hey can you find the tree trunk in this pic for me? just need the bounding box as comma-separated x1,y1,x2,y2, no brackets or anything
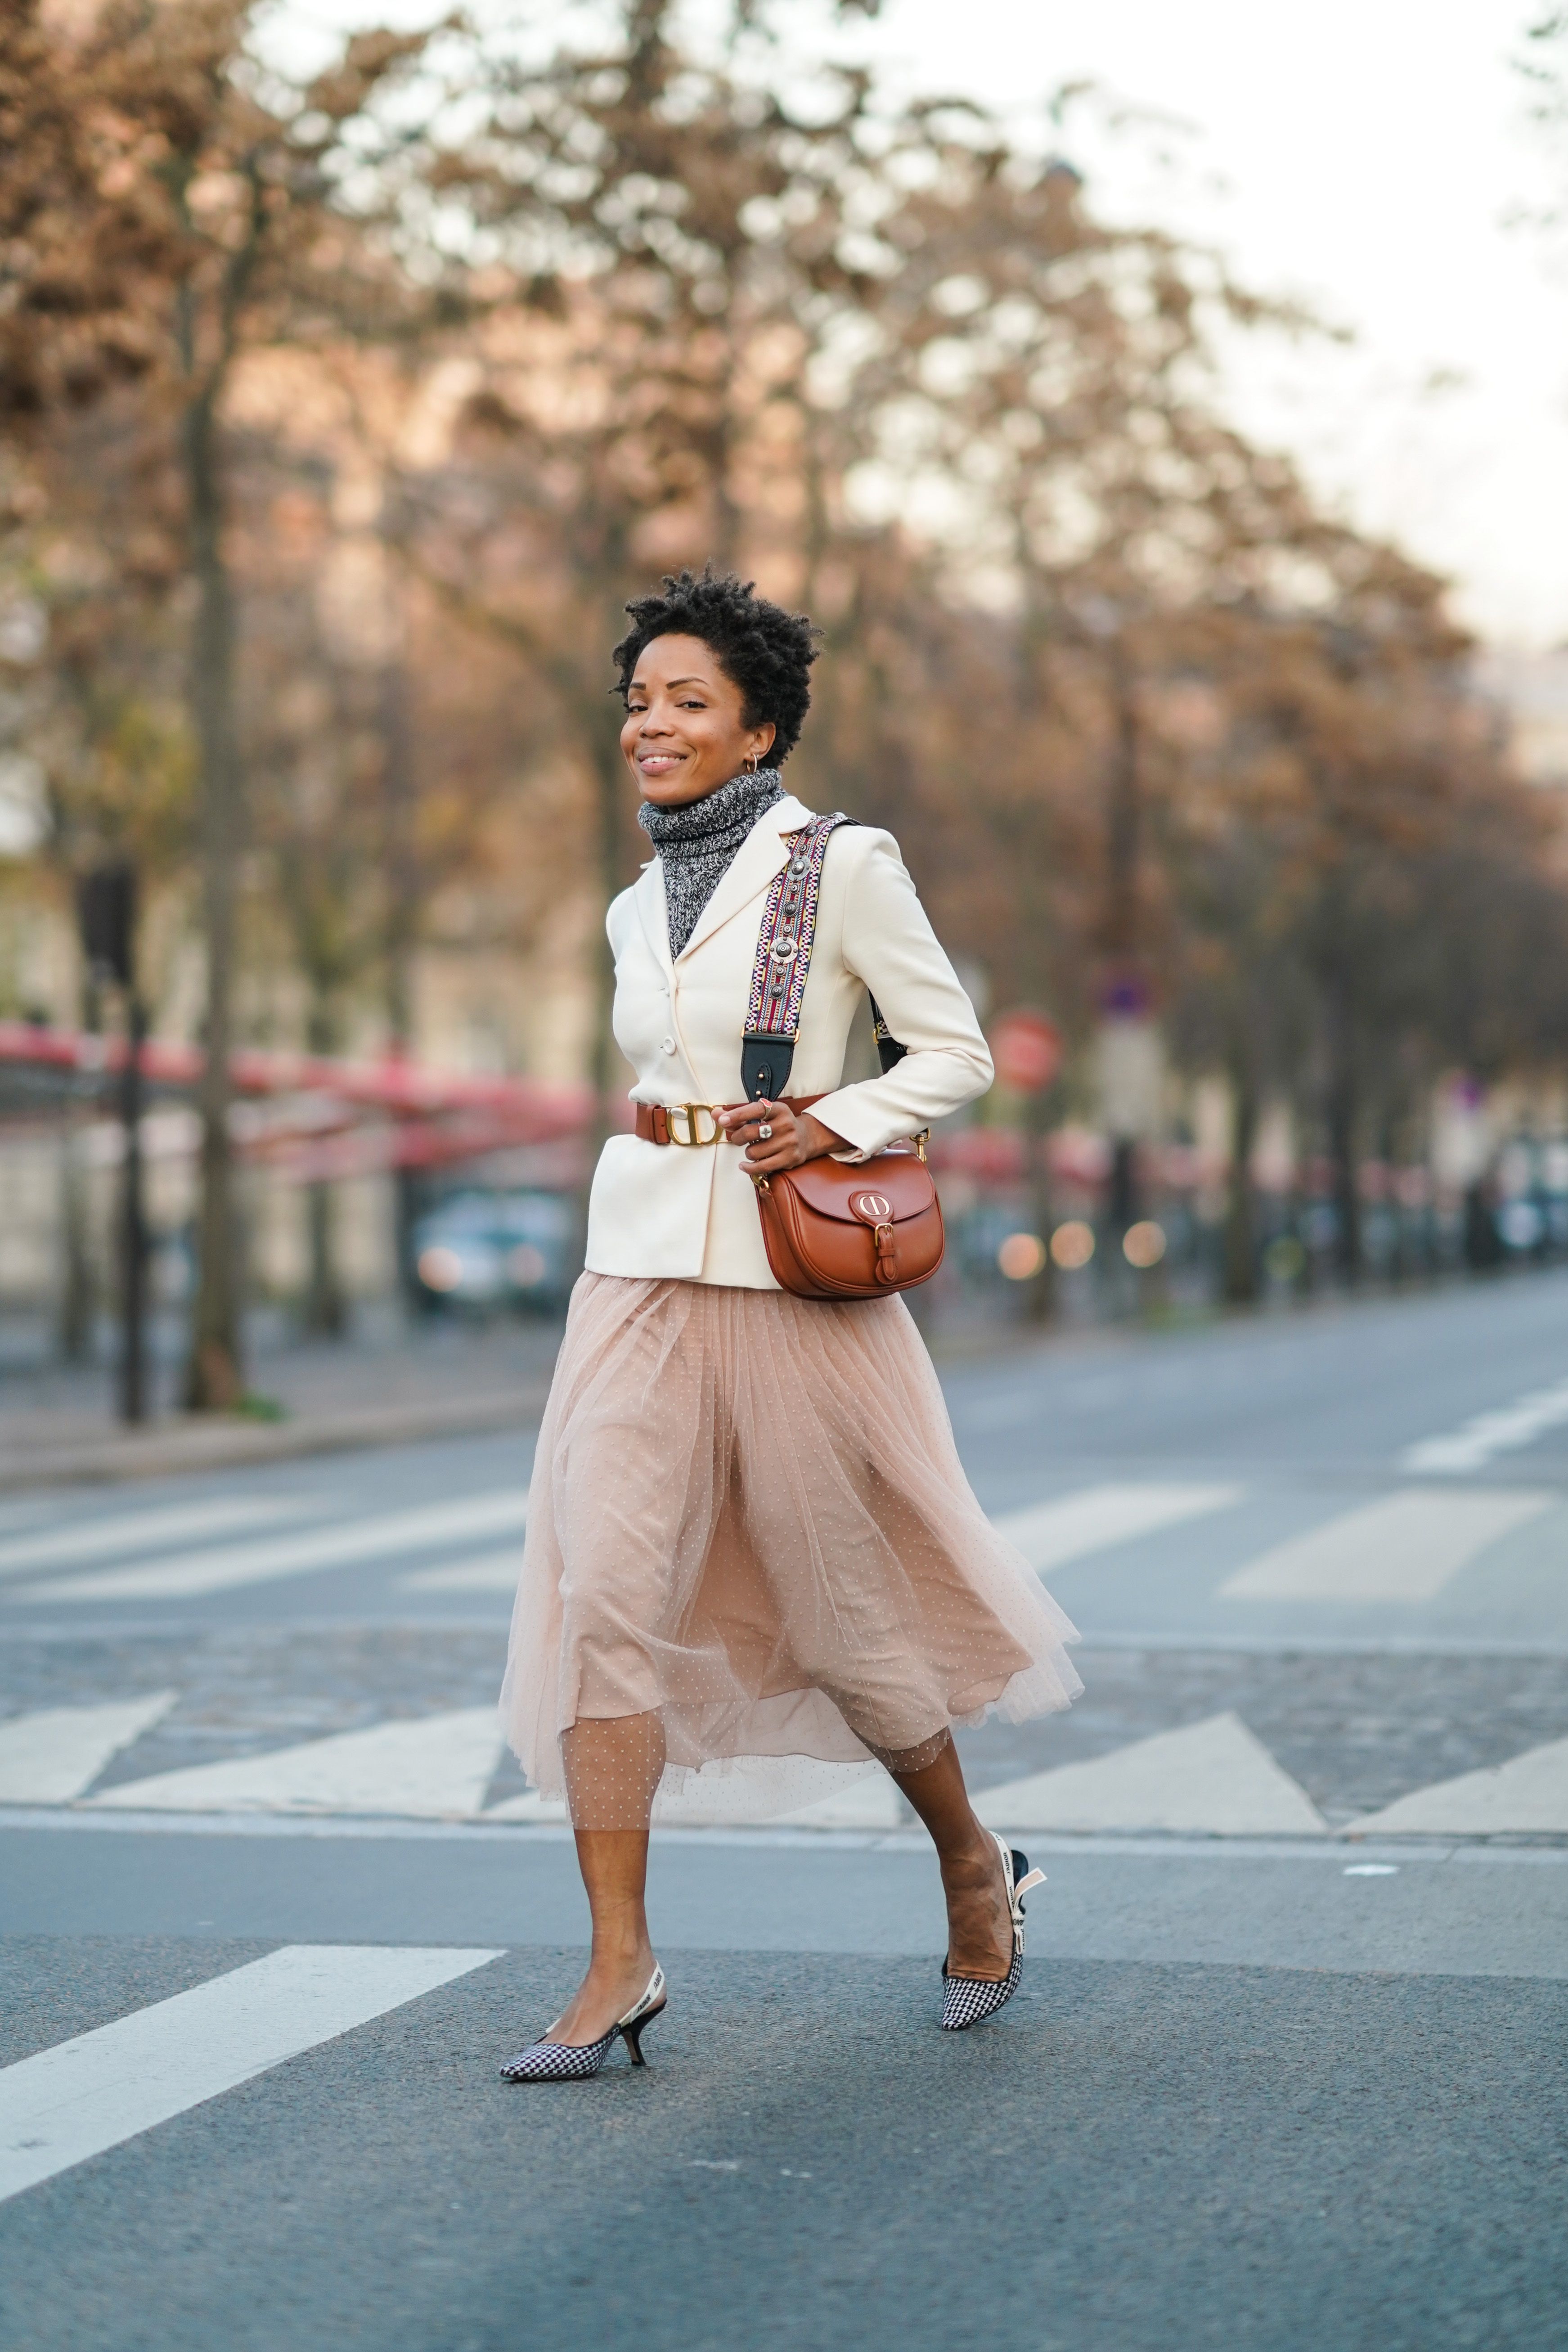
1023,1084,1058,1323
379,653,421,1313
302,996,346,1338
1222,1051,1259,1305
304,1182,345,1337
582,720,628,1238
183,380,246,1409
1380,1110,1407,1286
1324,971,1361,1286
58,976,99,1364
1102,634,1141,1251
1104,639,1140,968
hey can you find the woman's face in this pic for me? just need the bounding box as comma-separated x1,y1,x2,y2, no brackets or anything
620,632,776,806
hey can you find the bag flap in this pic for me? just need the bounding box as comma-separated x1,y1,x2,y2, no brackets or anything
782,1153,936,1223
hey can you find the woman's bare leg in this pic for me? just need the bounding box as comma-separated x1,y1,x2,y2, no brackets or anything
890,1735,1014,1979
549,1712,665,2044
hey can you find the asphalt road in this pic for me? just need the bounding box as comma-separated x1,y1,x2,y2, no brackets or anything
3,1271,1568,2350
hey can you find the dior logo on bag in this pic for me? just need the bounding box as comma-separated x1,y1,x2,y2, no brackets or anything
850,1191,893,1225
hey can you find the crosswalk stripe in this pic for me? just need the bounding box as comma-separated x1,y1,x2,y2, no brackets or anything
0,1694,176,1803
85,1709,505,1818
1218,1488,1552,1602
0,1943,502,2205
974,1713,1326,1836
6,1482,1243,1607
1349,1735,1568,1835
0,1497,320,1582
1400,1376,1568,1474
12,1491,533,1603
993,1484,1241,1574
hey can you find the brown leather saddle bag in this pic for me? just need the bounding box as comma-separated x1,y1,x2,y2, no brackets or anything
754,1145,943,1302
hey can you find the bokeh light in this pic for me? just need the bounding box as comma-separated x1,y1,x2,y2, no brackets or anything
997,1231,1047,1281
1049,1221,1096,1271
1122,1220,1167,1268
417,1245,464,1292
1264,1234,1306,1282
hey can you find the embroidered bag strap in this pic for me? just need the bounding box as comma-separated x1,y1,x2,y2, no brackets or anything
740,814,907,1102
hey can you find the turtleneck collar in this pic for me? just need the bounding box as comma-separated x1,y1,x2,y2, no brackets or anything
638,767,786,957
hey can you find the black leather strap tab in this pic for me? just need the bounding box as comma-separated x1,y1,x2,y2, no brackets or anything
741,1033,795,1102
870,996,907,1071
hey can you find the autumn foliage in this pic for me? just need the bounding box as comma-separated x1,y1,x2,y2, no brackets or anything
2,0,1564,1369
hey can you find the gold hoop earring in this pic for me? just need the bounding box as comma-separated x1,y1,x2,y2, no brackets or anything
743,752,758,774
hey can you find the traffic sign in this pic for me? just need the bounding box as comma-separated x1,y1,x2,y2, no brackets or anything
990,1010,1063,1093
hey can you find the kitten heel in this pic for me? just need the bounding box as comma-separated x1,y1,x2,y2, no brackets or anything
500,1965,667,2082
620,2000,665,2067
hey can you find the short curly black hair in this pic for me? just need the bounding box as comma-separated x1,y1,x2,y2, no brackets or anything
611,567,820,765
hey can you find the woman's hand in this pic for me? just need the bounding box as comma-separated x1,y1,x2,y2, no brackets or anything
717,1100,849,1175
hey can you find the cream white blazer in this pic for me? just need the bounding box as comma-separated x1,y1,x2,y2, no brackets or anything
585,792,994,1288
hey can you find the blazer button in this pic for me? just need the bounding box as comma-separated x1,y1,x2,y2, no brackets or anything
660,1035,677,1055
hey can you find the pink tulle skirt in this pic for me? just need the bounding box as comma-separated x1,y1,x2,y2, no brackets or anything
500,1273,1081,1821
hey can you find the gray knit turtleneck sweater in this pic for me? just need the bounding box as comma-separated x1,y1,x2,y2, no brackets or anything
638,767,785,958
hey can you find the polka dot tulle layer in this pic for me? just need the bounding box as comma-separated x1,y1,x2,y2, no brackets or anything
499,1273,1082,1825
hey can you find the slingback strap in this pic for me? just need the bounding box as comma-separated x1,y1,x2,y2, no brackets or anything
994,1831,1046,1955
618,1965,666,2028
741,813,908,1101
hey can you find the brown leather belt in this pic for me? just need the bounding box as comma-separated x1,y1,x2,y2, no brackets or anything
635,1094,825,1147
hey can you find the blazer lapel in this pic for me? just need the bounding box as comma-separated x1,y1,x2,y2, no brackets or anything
674,794,815,966
633,860,674,979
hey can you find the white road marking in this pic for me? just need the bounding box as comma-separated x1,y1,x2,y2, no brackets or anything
774,1775,906,1831
1401,1376,1568,1473
975,1713,1327,1836
0,1943,502,2205
0,1500,82,1535
0,1694,177,1803
400,1546,523,1594
993,1483,1241,1574
86,1708,505,1818
1349,1734,1568,1836
0,1497,320,1583
14,1491,532,1603
1218,1488,1552,1603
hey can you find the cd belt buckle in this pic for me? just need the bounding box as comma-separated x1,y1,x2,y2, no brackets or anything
667,1102,724,1147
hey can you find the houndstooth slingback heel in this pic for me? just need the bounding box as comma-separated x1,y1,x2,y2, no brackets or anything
499,1965,667,2082
939,1834,1045,2032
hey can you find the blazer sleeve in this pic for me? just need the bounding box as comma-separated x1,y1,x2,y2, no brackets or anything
809,830,993,1157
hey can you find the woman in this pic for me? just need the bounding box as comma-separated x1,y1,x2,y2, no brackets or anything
499,568,1080,2078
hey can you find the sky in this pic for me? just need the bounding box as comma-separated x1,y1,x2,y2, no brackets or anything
809,0,1568,650
285,0,1568,650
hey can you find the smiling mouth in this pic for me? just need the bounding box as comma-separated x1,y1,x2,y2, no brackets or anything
638,751,689,773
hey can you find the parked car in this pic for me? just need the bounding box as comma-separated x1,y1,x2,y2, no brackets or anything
412,1190,577,1314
